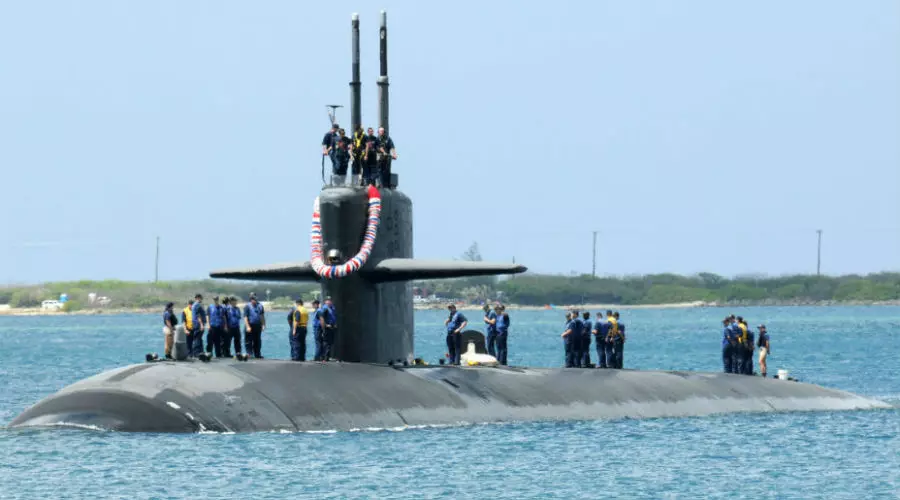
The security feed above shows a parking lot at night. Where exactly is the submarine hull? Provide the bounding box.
[8,361,889,433]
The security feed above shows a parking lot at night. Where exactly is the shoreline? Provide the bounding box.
[1,300,897,317]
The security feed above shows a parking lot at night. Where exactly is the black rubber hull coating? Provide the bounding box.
[318,187,414,363]
[8,361,889,433]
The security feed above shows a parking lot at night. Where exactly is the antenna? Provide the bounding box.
[326,104,343,125]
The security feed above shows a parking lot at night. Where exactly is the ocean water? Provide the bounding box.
[1,306,898,499]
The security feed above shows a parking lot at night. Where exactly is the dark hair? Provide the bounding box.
[195,294,203,300]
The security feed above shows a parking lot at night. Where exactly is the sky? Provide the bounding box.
[1,0,898,283]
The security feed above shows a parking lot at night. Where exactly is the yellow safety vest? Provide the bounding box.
[738,323,748,345]
[608,317,619,338]
[183,306,193,330]
[293,306,309,328]
[353,132,365,158]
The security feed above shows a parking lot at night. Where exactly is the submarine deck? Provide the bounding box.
[8,359,890,433]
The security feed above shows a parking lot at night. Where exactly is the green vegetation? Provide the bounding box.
[0,273,898,312]
[0,280,318,311]
[0,242,897,311]
[412,271,900,306]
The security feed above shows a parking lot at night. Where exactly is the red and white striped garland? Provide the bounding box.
[310,185,382,278]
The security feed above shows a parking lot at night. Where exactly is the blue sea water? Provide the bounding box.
[1,306,898,499]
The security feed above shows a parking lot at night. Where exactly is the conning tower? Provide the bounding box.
[210,11,525,363]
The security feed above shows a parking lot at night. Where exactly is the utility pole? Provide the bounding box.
[816,229,822,276]
[592,231,598,278]
[155,236,160,282]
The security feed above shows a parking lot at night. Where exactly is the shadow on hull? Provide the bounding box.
[8,360,890,433]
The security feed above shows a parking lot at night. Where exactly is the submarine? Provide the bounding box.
[8,11,890,433]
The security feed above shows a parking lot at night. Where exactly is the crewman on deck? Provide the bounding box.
[445,304,468,365]
[316,298,337,361]
[483,303,498,358]
[741,319,754,375]
[206,296,226,358]
[322,123,339,173]
[376,127,397,188]
[612,311,625,369]
[570,309,584,367]
[290,298,309,361]
[561,312,575,367]
[604,309,618,369]
[191,294,207,357]
[757,325,770,377]
[495,304,510,365]
[243,293,266,359]
[721,317,735,373]
[222,297,239,358]
[727,314,741,373]
[310,299,323,360]
[736,316,750,375]
[581,311,593,368]
[163,302,177,360]
[593,311,609,368]
[182,299,194,358]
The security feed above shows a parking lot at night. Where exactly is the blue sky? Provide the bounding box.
[1,0,898,283]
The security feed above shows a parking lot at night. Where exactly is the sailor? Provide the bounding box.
[570,309,584,368]
[612,311,625,369]
[495,305,510,365]
[483,303,498,358]
[318,298,337,361]
[604,309,618,369]
[181,299,194,358]
[735,316,749,375]
[376,126,397,188]
[721,317,735,373]
[350,126,366,185]
[445,304,468,365]
[561,312,575,367]
[333,128,351,181]
[163,302,177,360]
[243,293,266,359]
[191,294,207,358]
[206,296,225,358]
[311,299,323,360]
[221,297,235,358]
[581,311,592,368]
[727,314,742,373]
[757,325,770,377]
[592,311,609,368]
[290,298,309,361]
[741,319,754,375]
[362,127,380,186]
[322,123,339,173]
